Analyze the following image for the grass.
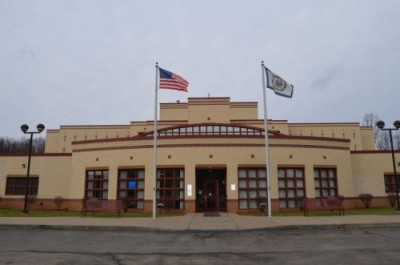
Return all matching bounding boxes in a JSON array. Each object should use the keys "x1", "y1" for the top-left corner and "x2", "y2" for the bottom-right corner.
[
  {"x1": 0, "y1": 209, "x2": 185, "y2": 218},
  {"x1": 0, "y1": 208, "x2": 398, "y2": 218},
  {"x1": 240, "y1": 207, "x2": 400, "y2": 217}
]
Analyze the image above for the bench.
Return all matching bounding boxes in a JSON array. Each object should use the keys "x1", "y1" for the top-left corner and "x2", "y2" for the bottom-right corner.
[
  {"x1": 303, "y1": 197, "x2": 344, "y2": 216},
  {"x1": 81, "y1": 198, "x2": 122, "y2": 217}
]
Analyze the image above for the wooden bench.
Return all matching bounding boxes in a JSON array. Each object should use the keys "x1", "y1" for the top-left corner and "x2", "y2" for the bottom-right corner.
[
  {"x1": 303, "y1": 197, "x2": 344, "y2": 216},
  {"x1": 81, "y1": 198, "x2": 122, "y2": 217}
]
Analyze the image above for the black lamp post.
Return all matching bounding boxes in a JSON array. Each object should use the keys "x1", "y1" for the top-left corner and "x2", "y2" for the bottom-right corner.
[
  {"x1": 20, "y1": 123, "x2": 45, "y2": 214},
  {"x1": 376, "y1": 120, "x2": 400, "y2": 210}
]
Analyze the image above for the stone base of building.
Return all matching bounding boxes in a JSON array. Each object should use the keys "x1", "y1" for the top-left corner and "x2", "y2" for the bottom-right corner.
[{"x1": 0, "y1": 196, "x2": 396, "y2": 213}]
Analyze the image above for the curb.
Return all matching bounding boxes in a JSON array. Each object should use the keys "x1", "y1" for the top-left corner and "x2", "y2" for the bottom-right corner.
[{"x1": 1, "y1": 222, "x2": 400, "y2": 232}]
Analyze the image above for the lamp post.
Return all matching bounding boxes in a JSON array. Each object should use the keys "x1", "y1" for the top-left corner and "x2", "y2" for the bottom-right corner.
[
  {"x1": 20, "y1": 123, "x2": 45, "y2": 214},
  {"x1": 376, "y1": 120, "x2": 400, "y2": 210}
]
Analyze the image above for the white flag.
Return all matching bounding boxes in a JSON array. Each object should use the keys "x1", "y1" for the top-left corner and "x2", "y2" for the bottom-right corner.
[{"x1": 265, "y1": 67, "x2": 294, "y2": 98}]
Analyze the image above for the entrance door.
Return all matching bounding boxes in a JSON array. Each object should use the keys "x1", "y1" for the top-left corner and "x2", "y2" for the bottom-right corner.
[
  {"x1": 204, "y1": 179, "x2": 218, "y2": 212},
  {"x1": 196, "y1": 169, "x2": 226, "y2": 212}
]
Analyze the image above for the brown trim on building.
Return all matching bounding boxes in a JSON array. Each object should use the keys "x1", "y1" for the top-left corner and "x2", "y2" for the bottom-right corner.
[
  {"x1": 85, "y1": 167, "x2": 109, "y2": 171},
  {"x1": 273, "y1": 135, "x2": 350, "y2": 143},
  {"x1": 73, "y1": 143, "x2": 350, "y2": 153},
  {"x1": 237, "y1": 164, "x2": 266, "y2": 168},
  {"x1": 195, "y1": 164, "x2": 226, "y2": 169},
  {"x1": 351, "y1": 150, "x2": 400, "y2": 154},
  {"x1": 277, "y1": 164, "x2": 305, "y2": 168},
  {"x1": 313, "y1": 165, "x2": 337, "y2": 168},
  {"x1": 118, "y1": 165, "x2": 146, "y2": 170},
  {"x1": 271, "y1": 144, "x2": 349, "y2": 150}
]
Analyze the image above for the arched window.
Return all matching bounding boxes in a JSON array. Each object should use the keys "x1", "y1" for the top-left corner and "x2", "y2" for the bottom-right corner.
[{"x1": 138, "y1": 123, "x2": 278, "y2": 138}]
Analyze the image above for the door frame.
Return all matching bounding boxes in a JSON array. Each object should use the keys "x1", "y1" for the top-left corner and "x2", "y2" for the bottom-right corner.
[
  {"x1": 203, "y1": 178, "x2": 219, "y2": 212},
  {"x1": 195, "y1": 168, "x2": 227, "y2": 212}
]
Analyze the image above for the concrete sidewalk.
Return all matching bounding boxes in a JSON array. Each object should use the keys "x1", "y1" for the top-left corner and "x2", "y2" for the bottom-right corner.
[{"x1": 0, "y1": 213, "x2": 400, "y2": 231}]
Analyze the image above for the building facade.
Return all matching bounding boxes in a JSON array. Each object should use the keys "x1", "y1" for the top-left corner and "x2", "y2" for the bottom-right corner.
[{"x1": 0, "y1": 97, "x2": 398, "y2": 212}]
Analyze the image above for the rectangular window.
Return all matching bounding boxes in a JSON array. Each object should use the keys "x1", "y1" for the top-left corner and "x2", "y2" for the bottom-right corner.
[
  {"x1": 238, "y1": 168, "x2": 267, "y2": 209},
  {"x1": 117, "y1": 169, "x2": 145, "y2": 209},
  {"x1": 5, "y1": 176, "x2": 39, "y2": 195},
  {"x1": 156, "y1": 168, "x2": 184, "y2": 209},
  {"x1": 278, "y1": 168, "x2": 305, "y2": 209},
  {"x1": 314, "y1": 168, "x2": 338, "y2": 198},
  {"x1": 85, "y1": 169, "x2": 109, "y2": 199},
  {"x1": 384, "y1": 174, "x2": 400, "y2": 193}
]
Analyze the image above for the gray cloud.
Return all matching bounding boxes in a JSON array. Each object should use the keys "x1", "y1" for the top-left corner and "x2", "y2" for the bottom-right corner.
[
  {"x1": 0, "y1": 0, "x2": 400, "y2": 137},
  {"x1": 309, "y1": 65, "x2": 345, "y2": 90}
]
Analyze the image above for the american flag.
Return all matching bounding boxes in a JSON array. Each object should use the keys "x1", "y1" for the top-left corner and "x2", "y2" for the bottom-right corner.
[{"x1": 159, "y1": 68, "x2": 189, "y2": 92}]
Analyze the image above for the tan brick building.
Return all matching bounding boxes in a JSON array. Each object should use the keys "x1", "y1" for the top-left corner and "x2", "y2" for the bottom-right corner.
[{"x1": 0, "y1": 97, "x2": 398, "y2": 212}]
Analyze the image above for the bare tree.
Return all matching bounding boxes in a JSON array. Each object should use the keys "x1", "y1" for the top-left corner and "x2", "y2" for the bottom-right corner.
[
  {"x1": 376, "y1": 131, "x2": 391, "y2": 150},
  {"x1": 395, "y1": 132, "x2": 400, "y2": 150},
  {"x1": 362, "y1": 113, "x2": 379, "y2": 127},
  {"x1": 362, "y1": 113, "x2": 399, "y2": 150},
  {"x1": 0, "y1": 137, "x2": 45, "y2": 154},
  {"x1": 362, "y1": 113, "x2": 382, "y2": 149}
]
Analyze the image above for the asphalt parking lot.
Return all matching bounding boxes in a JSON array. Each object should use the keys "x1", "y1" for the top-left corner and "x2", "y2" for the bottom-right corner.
[{"x1": 0, "y1": 226, "x2": 399, "y2": 265}]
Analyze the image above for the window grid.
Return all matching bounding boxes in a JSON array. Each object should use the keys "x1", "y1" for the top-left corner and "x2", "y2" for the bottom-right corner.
[
  {"x1": 314, "y1": 168, "x2": 338, "y2": 198},
  {"x1": 156, "y1": 168, "x2": 185, "y2": 210},
  {"x1": 278, "y1": 168, "x2": 305, "y2": 209},
  {"x1": 5, "y1": 176, "x2": 39, "y2": 195},
  {"x1": 238, "y1": 168, "x2": 268, "y2": 210},
  {"x1": 384, "y1": 175, "x2": 400, "y2": 193},
  {"x1": 85, "y1": 170, "x2": 109, "y2": 199},
  {"x1": 156, "y1": 125, "x2": 264, "y2": 137},
  {"x1": 117, "y1": 169, "x2": 145, "y2": 209}
]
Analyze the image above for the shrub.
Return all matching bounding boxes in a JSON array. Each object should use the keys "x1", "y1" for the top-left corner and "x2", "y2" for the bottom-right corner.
[
  {"x1": 27, "y1": 195, "x2": 37, "y2": 210},
  {"x1": 387, "y1": 193, "x2": 397, "y2": 208},
  {"x1": 358, "y1": 193, "x2": 373, "y2": 208},
  {"x1": 54, "y1": 196, "x2": 65, "y2": 211},
  {"x1": 256, "y1": 196, "x2": 268, "y2": 213},
  {"x1": 121, "y1": 197, "x2": 131, "y2": 213},
  {"x1": 296, "y1": 197, "x2": 305, "y2": 211}
]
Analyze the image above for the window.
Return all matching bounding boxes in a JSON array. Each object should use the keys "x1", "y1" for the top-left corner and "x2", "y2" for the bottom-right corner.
[
  {"x1": 85, "y1": 170, "x2": 109, "y2": 199},
  {"x1": 117, "y1": 169, "x2": 145, "y2": 209},
  {"x1": 238, "y1": 168, "x2": 267, "y2": 209},
  {"x1": 278, "y1": 168, "x2": 305, "y2": 208},
  {"x1": 384, "y1": 174, "x2": 400, "y2": 193},
  {"x1": 314, "y1": 168, "x2": 338, "y2": 198},
  {"x1": 145, "y1": 125, "x2": 264, "y2": 137},
  {"x1": 157, "y1": 168, "x2": 184, "y2": 209},
  {"x1": 5, "y1": 176, "x2": 39, "y2": 195}
]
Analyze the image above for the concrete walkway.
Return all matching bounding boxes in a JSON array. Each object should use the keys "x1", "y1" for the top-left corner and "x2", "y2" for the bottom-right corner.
[{"x1": 0, "y1": 213, "x2": 400, "y2": 231}]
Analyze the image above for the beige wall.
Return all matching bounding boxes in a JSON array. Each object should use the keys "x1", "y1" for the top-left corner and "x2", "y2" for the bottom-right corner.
[
  {"x1": 288, "y1": 123, "x2": 369, "y2": 151},
  {"x1": 230, "y1": 102, "x2": 258, "y2": 120},
  {"x1": 360, "y1": 127, "x2": 375, "y2": 150},
  {"x1": 66, "y1": 134, "x2": 353, "y2": 202},
  {"x1": 351, "y1": 151, "x2": 400, "y2": 196},
  {"x1": 5, "y1": 96, "x2": 388, "y2": 212},
  {"x1": 45, "y1": 98, "x2": 375, "y2": 155},
  {"x1": 0, "y1": 154, "x2": 72, "y2": 198},
  {"x1": 160, "y1": 102, "x2": 188, "y2": 121}
]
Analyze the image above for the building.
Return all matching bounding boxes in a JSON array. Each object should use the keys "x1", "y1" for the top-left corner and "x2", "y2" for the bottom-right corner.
[{"x1": 0, "y1": 97, "x2": 398, "y2": 212}]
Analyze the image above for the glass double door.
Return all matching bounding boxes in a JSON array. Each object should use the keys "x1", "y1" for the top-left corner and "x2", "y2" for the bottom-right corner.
[
  {"x1": 204, "y1": 179, "x2": 218, "y2": 211},
  {"x1": 196, "y1": 169, "x2": 226, "y2": 212}
]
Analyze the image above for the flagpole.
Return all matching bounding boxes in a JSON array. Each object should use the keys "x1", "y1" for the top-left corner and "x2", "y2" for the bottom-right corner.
[
  {"x1": 261, "y1": 61, "x2": 272, "y2": 217},
  {"x1": 153, "y1": 62, "x2": 159, "y2": 219}
]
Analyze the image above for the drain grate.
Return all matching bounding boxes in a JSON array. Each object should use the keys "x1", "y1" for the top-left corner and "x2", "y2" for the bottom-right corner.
[{"x1": 204, "y1": 212, "x2": 220, "y2": 217}]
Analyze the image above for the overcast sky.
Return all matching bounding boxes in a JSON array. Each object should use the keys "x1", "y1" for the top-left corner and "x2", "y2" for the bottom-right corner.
[{"x1": 1, "y1": 0, "x2": 400, "y2": 138}]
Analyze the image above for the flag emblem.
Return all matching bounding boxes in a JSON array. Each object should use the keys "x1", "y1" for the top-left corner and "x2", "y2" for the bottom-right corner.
[
  {"x1": 159, "y1": 68, "x2": 189, "y2": 92},
  {"x1": 271, "y1": 75, "x2": 287, "y2": 91},
  {"x1": 265, "y1": 67, "x2": 293, "y2": 98}
]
